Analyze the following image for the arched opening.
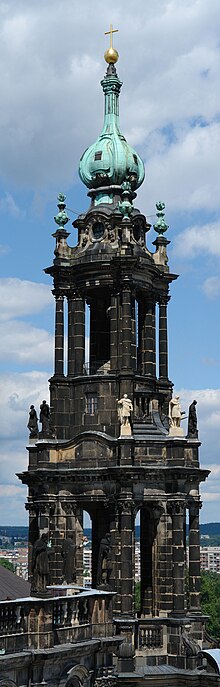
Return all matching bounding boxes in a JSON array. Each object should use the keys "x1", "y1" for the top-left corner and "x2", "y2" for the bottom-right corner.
[
  {"x1": 83, "y1": 510, "x2": 92, "y2": 587},
  {"x1": 139, "y1": 505, "x2": 159, "y2": 617}
]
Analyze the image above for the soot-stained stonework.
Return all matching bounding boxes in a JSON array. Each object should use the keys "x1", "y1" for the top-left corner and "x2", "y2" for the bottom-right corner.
[{"x1": 16, "y1": 44, "x2": 220, "y2": 687}]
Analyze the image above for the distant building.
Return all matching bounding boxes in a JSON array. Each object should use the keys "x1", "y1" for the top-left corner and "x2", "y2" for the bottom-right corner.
[{"x1": 200, "y1": 547, "x2": 220, "y2": 573}]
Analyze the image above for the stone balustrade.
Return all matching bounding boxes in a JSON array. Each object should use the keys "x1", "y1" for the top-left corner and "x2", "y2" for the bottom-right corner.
[{"x1": 0, "y1": 589, "x2": 114, "y2": 655}]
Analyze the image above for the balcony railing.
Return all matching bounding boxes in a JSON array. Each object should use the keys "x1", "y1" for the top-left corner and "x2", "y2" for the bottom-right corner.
[
  {"x1": 83, "y1": 361, "x2": 110, "y2": 375},
  {"x1": 0, "y1": 588, "x2": 114, "y2": 655}
]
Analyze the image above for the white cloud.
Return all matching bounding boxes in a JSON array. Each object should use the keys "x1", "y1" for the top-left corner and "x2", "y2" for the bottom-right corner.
[
  {"x1": 0, "y1": 192, "x2": 22, "y2": 218},
  {"x1": 171, "y1": 220, "x2": 220, "y2": 259},
  {"x1": 0, "y1": 0, "x2": 219, "y2": 209},
  {"x1": 0, "y1": 278, "x2": 53, "y2": 321},
  {"x1": 0, "y1": 319, "x2": 54, "y2": 364},
  {"x1": 0, "y1": 370, "x2": 50, "y2": 525},
  {"x1": 200, "y1": 491, "x2": 220, "y2": 502},
  {"x1": 203, "y1": 277, "x2": 220, "y2": 298},
  {"x1": 0, "y1": 484, "x2": 25, "y2": 498},
  {"x1": 175, "y1": 387, "x2": 220, "y2": 465},
  {"x1": 139, "y1": 123, "x2": 220, "y2": 214},
  {"x1": 0, "y1": 370, "x2": 49, "y2": 439}
]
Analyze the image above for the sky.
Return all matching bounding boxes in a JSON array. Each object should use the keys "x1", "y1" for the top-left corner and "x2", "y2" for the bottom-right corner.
[{"x1": 0, "y1": 0, "x2": 220, "y2": 525}]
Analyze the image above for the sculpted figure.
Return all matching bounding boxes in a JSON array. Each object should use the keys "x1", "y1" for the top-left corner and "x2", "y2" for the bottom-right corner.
[
  {"x1": 40, "y1": 400, "x2": 50, "y2": 434},
  {"x1": 169, "y1": 395, "x2": 184, "y2": 428},
  {"x1": 61, "y1": 535, "x2": 76, "y2": 584},
  {"x1": 31, "y1": 533, "x2": 51, "y2": 594},
  {"x1": 27, "y1": 405, "x2": 38, "y2": 438},
  {"x1": 97, "y1": 533, "x2": 111, "y2": 587},
  {"x1": 187, "y1": 400, "x2": 198, "y2": 437},
  {"x1": 117, "y1": 394, "x2": 133, "y2": 427}
]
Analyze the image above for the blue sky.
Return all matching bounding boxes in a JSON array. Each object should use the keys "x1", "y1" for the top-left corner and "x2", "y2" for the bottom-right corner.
[{"x1": 0, "y1": 0, "x2": 220, "y2": 524}]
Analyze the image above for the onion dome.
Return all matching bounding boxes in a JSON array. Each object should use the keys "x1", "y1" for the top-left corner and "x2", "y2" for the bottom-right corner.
[{"x1": 79, "y1": 52, "x2": 145, "y2": 200}]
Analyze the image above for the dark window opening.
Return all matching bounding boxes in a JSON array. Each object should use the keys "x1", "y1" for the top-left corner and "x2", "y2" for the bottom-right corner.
[
  {"x1": 93, "y1": 221, "x2": 104, "y2": 240},
  {"x1": 85, "y1": 393, "x2": 98, "y2": 415},
  {"x1": 133, "y1": 154, "x2": 138, "y2": 164},
  {"x1": 94, "y1": 151, "x2": 102, "y2": 161}
]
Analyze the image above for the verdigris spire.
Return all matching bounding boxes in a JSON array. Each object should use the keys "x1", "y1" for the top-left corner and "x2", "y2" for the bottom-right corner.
[{"x1": 79, "y1": 26, "x2": 145, "y2": 205}]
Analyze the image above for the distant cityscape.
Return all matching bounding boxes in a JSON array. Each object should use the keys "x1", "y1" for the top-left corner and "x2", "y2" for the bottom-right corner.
[{"x1": 1, "y1": 524, "x2": 220, "y2": 585}]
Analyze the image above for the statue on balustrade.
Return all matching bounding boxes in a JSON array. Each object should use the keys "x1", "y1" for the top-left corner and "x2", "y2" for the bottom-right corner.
[
  {"x1": 40, "y1": 399, "x2": 50, "y2": 435},
  {"x1": 169, "y1": 395, "x2": 186, "y2": 436},
  {"x1": 31, "y1": 533, "x2": 52, "y2": 594},
  {"x1": 27, "y1": 405, "x2": 38, "y2": 439},
  {"x1": 187, "y1": 399, "x2": 198, "y2": 438},
  {"x1": 117, "y1": 394, "x2": 133, "y2": 436},
  {"x1": 61, "y1": 535, "x2": 76, "y2": 584},
  {"x1": 97, "y1": 532, "x2": 112, "y2": 588}
]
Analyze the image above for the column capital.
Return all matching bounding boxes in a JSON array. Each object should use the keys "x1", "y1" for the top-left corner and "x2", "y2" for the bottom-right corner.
[
  {"x1": 158, "y1": 294, "x2": 170, "y2": 306},
  {"x1": 25, "y1": 502, "x2": 38, "y2": 517},
  {"x1": 119, "y1": 498, "x2": 137, "y2": 516},
  {"x1": 52, "y1": 289, "x2": 65, "y2": 301},
  {"x1": 187, "y1": 498, "x2": 202, "y2": 514},
  {"x1": 167, "y1": 500, "x2": 185, "y2": 516},
  {"x1": 61, "y1": 501, "x2": 77, "y2": 516}
]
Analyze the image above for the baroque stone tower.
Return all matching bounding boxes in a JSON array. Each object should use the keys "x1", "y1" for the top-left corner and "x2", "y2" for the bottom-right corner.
[{"x1": 19, "y1": 34, "x2": 210, "y2": 672}]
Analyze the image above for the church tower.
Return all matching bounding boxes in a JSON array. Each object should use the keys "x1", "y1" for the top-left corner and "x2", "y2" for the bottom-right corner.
[{"x1": 19, "y1": 31, "x2": 210, "y2": 671}]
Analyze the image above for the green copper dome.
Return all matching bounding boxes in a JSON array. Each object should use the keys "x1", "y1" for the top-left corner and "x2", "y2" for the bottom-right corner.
[{"x1": 79, "y1": 62, "x2": 145, "y2": 197}]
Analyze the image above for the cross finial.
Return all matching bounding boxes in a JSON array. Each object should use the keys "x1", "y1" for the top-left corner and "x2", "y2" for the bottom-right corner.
[{"x1": 105, "y1": 23, "x2": 118, "y2": 49}]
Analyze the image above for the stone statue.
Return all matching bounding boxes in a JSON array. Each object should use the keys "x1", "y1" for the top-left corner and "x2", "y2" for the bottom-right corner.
[
  {"x1": 169, "y1": 396, "x2": 183, "y2": 428},
  {"x1": 31, "y1": 533, "x2": 51, "y2": 594},
  {"x1": 61, "y1": 535, "x2": 76, "y2": 584},
  {"x1": 40, "y1": 400, "x2": 50, "y2": 435},
  {"x1": 117, "y1": 393, "x2": 133, "y2": 436},
  {"x1": 27, "y1": 405, "x2": 38, "y2": 439},
  {"x1": 169, "y1": 396, "x2": 185, "y2": 436},
  {"x1": 117, "y1": 394, "x2": 133, "y2": 428},
  {"x1": 187, "y1": 400, "x2": 198, "y2": 438},
  {"x1": 97, "y1": 533, "x2": 111, "y2": 588}
]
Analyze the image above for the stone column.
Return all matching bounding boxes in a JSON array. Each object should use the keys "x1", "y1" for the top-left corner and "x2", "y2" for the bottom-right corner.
[
  {"x1": 188, "y1": 500, "x2": 201, "y2": 612},
  {"x1": 73, "y1": 295, "x2": 85, "y2": 375},
  {"x1": 121, "y1": 284, "x2": 134, "y2": 370},
  {"x1": 110, "y1": 293, "x2": 119, "y2": 371},
  {"x1": 54, "y1": 292, "x2": 64, "y2": 376},
  {"x1": 119, "y1": 498, "x2": 135, "y2": 615},
  {"x1": 109, "y1": 501, "x2": 121, "y2": 614},
  {"x1": 67, "y1": 291, "x2": 75, "y2": 376},
  {"x1": 159, "y1": 296, "x2": 169, "y2": 379},
  {"x1": 169, "y1": 501, "x2": 186, "y2": 614},
  {"x1": 143, "y1": 297, "x2": 156, "y2": 377}
]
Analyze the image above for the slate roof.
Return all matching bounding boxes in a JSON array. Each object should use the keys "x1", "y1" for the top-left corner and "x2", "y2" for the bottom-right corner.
[{"x1": 0, "y1": 565, "x2": 30, "y2": 600}]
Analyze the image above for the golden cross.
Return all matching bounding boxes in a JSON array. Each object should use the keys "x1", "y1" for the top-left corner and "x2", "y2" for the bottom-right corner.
[{"x1": 105, "y1": 23, "x2": 118, "y2": 49}]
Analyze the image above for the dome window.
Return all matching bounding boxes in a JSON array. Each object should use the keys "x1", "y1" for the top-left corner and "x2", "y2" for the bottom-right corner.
[
  {"x1": 93, "y1": 221, "x2": 105, "y2": 240},
  {"x1": 133, "y1": 154, "x2": 138, "y2": 165},
  {"x1": 94, "y1": 151, "x2": 102, "y2": 161}
]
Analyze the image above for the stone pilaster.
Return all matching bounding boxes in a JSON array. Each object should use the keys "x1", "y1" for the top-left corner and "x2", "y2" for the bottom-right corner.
[
  {"x1": 54, "y1": 292, "x2": 64, "y2": 376},
  {"x1": 159, "y1": 296, "x2": 169, "y2": 379},
  {"x1": 188, "y1": 500, "x2": 201, "y2": 612}
]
